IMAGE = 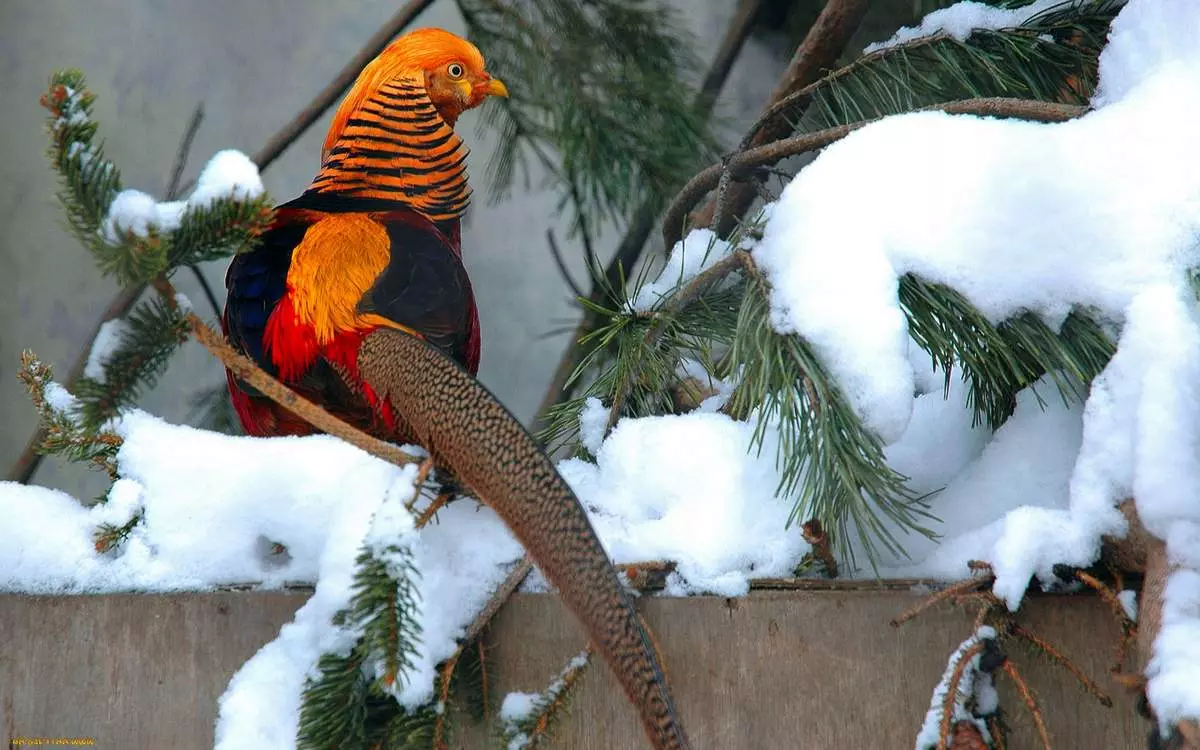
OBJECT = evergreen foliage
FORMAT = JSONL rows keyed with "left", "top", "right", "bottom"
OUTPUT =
{"left": 498, "top": 650, "right": 591, "bottom": 749}
{"left": 455, "top": 0, "right": 718, "bottom": 233}
{"left": 802, "top": 0, "right": 1121, "bottom": 131}
{"left": 297, "top": 545, "right": 429, "bottom": 750}
{"left": 38, "top": 70, "right": 271, "bottom": 434}
{"left": 544, "top": 0, "right": 1122, "bottom": 565}
{"left": 16, "top": 350, "right": 121, "bottom": 476}
{"left": 71, "top": 296, "right": 190, "bottom": 431}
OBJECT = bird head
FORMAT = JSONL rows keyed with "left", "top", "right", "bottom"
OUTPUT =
{"left": 392, "top": 28, "right": 508, "bottom": 124}
{"left": 324, "top": 28, "right": 507, "bottom": 156}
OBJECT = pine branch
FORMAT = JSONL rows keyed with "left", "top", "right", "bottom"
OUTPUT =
{"left": 529, "top": 0, "right": 761, "bottom": 432}
{"left": 457, "top": 0, "right": 717, "bottom": 231}
{"left": 806, "top": 1, "right": 1120, "bottom": 131}
{"left": 901, "top": 274, "right": 1115, "bottom": 429}
{"left": 728, "top": 258, "right": 935, "bottom": 566}
{"left": 603, "top": 250, "right": 746, "bottom": 435}
{"left": 689, "top": 0, "right": 1118, "bottom": 241}
{"left": 537, "top": 271, "right": 740, "bottom": 452}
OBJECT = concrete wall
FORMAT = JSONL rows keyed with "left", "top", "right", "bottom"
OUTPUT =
{"left": 0, "top": 0, "right": 790, "bottom": 500}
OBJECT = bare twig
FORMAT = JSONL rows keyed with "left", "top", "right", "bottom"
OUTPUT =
{"left": 664, "top": 98, "right": 1086, "bottom": 251}
{"left": 693, "top": 0, "right": 871, "bottom": 236}
{"left": 531, "top": 0, "right": 762, "bottom": 432}
{"left": 166, "top": 104, "right": 205, "bottom": 201}
{"left": 163, "top": 104, "right": 227, "bottom": 323}
{"left": 8, "top": 1, "right": 435, "bottom": 485}
{"left": 434, "top": 652, "right": 459, "bottom": 750}
{"left": 414, "top": 490, "right": 455, "bottom": 528}
{"left": 999, "top": 659, "right": 1051, "bottom": 750}
{"left": 891, "top": 570, "right": 995, "bottom": 628}
{"left": 461, "top": 557, "right": 533, "bottom": 645}
{"left": 1009, "top": 623, "right": 1111, "bottom": 708}
{"left": 546, "top": 229, "right": 585, "bottom": 299}
{"left": 185, "top": 311, "right": 419, "bottom": 468}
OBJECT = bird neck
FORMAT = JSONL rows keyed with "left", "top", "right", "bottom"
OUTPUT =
{"left": 310, "top": 72, "right": 471, "bottom": 223}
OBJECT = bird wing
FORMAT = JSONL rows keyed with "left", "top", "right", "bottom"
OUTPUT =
{"left": 357, "top": 208, "right": 479, "bottom": 374}
{"left": 222, "top": 193, "right": 481, "bottom": 436}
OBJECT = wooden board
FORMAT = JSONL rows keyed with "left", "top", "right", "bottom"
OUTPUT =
{"left": 0, "top": 589, "right": 1146, "bottom": 748}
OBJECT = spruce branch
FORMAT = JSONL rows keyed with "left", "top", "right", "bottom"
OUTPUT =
{"left": 938, "top": 640, "right": 989, "bottom": 750}
{"left": 93, "top": 511, "right": 145, "bottom": 555}
{"left": 71, "top": 296, "right": 190, "bottom": 431}
{"left": 498, "top": 648, "right": 593, "bottom": 749}
{"left": 298, "top": 648, "right": 373, "bottom": 750}
{"left": 16, "top": 350, "right": 122, "bottom": 476}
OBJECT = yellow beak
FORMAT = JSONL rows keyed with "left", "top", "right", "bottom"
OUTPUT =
{"left": 486, "top": 77, "right": 509, "bottom": 98}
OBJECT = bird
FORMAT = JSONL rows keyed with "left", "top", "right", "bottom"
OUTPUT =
{"left": 221, "top": 27, "right": 691, "bottom": 750}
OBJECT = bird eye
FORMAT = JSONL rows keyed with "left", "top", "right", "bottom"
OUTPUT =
{"left": 447, "top": 63, "right": 465, "bottom": 79}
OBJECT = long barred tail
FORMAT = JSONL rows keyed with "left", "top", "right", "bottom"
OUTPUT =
{"left": 358, "top": 328, "right": 690, "bottom": 750}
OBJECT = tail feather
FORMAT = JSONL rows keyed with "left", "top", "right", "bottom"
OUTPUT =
{"left": 357, "top": 328, "right": 690, "bottom": 750}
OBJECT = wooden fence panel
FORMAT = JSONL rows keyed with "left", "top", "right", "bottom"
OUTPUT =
{"left": 0, "top": 589, "right": 1143, "bottom": 749}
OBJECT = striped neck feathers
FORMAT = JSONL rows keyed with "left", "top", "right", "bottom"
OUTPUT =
{"left": 310, "top": 72, "right": 470, "bottom": 223}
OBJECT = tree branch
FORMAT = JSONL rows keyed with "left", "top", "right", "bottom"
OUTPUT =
{"left": 8, "top": 0, "right": 435, "bottom": 484}
{"left": 531, "top": 0, "right": 762, "bottom": 432}
{"left": 546, "top": 229, "right": 584, "bottom": 300}
{"left": 663, "top": 98, "right": 1086, "bottom": 251}
{"left": 184, "top": 311, "right": 420, "bottom": 469}
{"left": 694, "top": 0, "right": 870, "bottom": 237}
{"left": 166, "top": 104, "right": 205, "bottom": 201}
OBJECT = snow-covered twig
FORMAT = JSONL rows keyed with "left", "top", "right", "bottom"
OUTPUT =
{"left": 662, "top": 97, "right": 1085, "bottom": 252}
{"left": 692, "top": 0, "right": 870, "bottom": 236}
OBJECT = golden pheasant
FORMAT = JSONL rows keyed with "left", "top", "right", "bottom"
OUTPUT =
{"left": 221, "top": 28, "right": 691, "bottom": 750}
